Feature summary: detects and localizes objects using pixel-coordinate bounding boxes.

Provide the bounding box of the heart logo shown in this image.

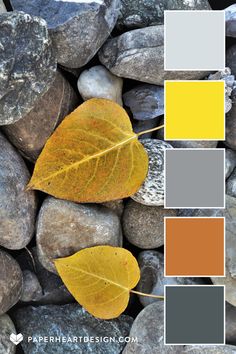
[10,333,23,345]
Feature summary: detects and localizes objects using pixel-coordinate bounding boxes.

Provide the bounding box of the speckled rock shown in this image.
[99,26,206,86]
[0,11,56,125]
[0,314,16,354]
[226,302,236,345]
[0,132,37,249]
[226,5,236,38]
[226,149,236,179]
[11,0,121,68]
[0,0,6,13]
[20,270,43,303]
[117,0,210,30]
[101,200,124,217]
[122,199,176,249]
[226,89,236,150]
[227,169,236,197]
[131,139,172,206]
[3,71,79,162]
[37,197,122,273]
[14,304,133,354]
[123,84,164,120]
[137,250,206,307]
[183,346,236,353]
[123,302,183,354]
[0,250,23,315]
[133,118,160,139]
[77,65,123,105]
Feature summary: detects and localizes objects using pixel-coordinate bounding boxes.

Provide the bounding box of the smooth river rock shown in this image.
[0,314,16,354]
[14,304,133,354]
[0,250,23,315]
[3,71,79,162]
[99,26,207,86]
[11,0,121,68]
[36,197,122,273]
[0,0,6,13]
[0,132,37,249]
[0,11,56,125]
[122,199,176,249]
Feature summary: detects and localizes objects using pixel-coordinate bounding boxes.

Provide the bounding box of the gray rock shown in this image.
[131,139,172,206]
[117,0,210,30]
[77,65,123,105]
[101,199,124,217]
[137,250,206,307]
[20,270,43,302]
[11,0,121,68]
[226,149,236,179]
[123,85,164,120]
[0,0,6,13]
[227,168,236,197]
[0,11,56,125]
[3,71,79,162]
[226,302,236,345]
[226,5,236,38]
[99,26,207,86]
[226,89,236,150]
[0,250,23,315]
[123,302,183,354]
[133,118,160,139]
[37,197,122,273]
[14,304,133,354]
[122,199,177,249]
[183,346,236,353]
[227,45,236,77]
[0,314,16,354]
[0,132,37,249]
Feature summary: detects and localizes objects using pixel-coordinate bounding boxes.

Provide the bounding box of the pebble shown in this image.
[137,250,206,307]
[227,45,236,77]
[131,139,173,206]
[123,302,184,354]
[0,0,6,13]
[226,5,236,38]
[0,250,22,315]
[123,84,164,120]
[183,346,236,354]
[20,270,43,303]
[11,0,121,68]
[226,89,236,150]
[3,71,79,162]
[0,314,16,354]
[77,66,123,105]
[0,11,56,125]
[99,26,207,86]
[226,149,236,179]
[36,197,123,273]
[116,0,211,30]
[226,302,236,345]
[133,118,160,139]
[227,169,236,197]
[122,199,177,249]
[0,132,37,250]
[13,304,133,354]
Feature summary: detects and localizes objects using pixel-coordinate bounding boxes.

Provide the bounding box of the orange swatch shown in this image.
[165,218,224,277]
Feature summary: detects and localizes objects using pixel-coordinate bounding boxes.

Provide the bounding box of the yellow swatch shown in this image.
[165,81,225,140]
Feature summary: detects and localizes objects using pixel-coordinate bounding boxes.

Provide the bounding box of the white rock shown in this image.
[0,1,6,13]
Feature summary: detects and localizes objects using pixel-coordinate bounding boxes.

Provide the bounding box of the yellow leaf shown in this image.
[27,98,149,202]
[54,246,140,319]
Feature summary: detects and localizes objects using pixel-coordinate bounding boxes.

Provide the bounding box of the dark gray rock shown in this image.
[226,5,236,38]
[0,132,37,249]
[131,139,172,206]
[117,0,210,30]
[0,250,23,315]
[20,270,43,303]
[14,304,133,354]
[37,197,123,273]
[3,71,79,162]
[227,168,236,197]
[123,84,164,120]
[226,149,236,179]
[11,0,121,68]
[137,250,206,307]
[227,45,236,77]
[99,26,207,86]
[183,346,236,354]
[226,89,236,150]
[0,11,56,125]
[133,118,160,139]
[0,314,16,354]
[226,302,236,345]
[122,199,177,249]
[123,302,183,354]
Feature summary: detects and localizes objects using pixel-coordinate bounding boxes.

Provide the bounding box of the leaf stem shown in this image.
[130,289,164,299]
[137,124,165,138]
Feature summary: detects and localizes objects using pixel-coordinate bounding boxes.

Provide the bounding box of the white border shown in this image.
[164,10,226,71]
[164,80,226,141]
[164,148,226,209]
[164,216,225,277]
[164,284,226,346]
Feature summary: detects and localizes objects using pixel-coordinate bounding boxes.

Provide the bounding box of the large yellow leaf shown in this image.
[27,98,149,202]
[54,246,140,319]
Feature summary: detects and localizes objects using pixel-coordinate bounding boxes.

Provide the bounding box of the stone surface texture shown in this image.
[20,270,43,303]
[0,0,6,13]
[226,149,236,179]
[226,88,236,149]
[0,314,16,354]
[226,4,236,38]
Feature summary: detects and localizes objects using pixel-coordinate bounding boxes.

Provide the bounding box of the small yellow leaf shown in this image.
[27,98,148,202]
[54,246,140,319]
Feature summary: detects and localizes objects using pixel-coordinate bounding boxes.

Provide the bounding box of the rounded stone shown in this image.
[0,314,16,354]
[226,5,236,38]
[227,45,236,77]
[0,132,37,250]
[131,139,173,206]
[226,302,236,345]
[0,0,6,13]
[122,199,177,249]
[227,169,236,198]
[0,11,56,125]
[77,65,123,105]
[133,118,161,139]
[226,149,236,179]
[20,270,43,303]
[36,197,123,273]
[0,250,23,315]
